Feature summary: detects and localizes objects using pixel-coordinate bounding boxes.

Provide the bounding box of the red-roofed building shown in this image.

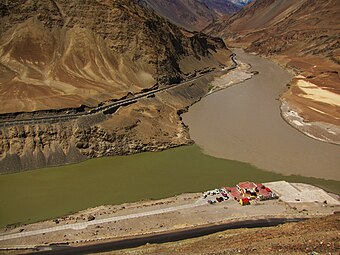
[256,184,273,200]
[255,183,265,189]
[240,197,250,206]
[225,187,242,200]
[224,182,278,205]
[237,181,258,196]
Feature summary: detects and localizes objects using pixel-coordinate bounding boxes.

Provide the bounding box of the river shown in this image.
[1,50,339,228]
[183,49,340,181]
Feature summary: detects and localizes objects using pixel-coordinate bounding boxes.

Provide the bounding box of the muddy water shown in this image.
[183,49,340,181]
[1,50,339,228]
[1,145,339,228]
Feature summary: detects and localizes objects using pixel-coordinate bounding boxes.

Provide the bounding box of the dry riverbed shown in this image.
[0,181,338,253]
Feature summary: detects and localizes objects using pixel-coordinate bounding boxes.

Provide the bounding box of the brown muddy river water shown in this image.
[183,49,340,181]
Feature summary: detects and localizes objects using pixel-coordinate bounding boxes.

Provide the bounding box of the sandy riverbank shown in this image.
[182,49,340,181]
[280,78,340,145]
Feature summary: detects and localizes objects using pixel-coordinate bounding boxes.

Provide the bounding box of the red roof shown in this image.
[238,181,257,190]
[258,188,271,197]
[226,187,242,200]
[255,183,265,189]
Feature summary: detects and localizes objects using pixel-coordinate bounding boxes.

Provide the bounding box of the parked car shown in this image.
[216,197,224,202]
[222,193,229,199]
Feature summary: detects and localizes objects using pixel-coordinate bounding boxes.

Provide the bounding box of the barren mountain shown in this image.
[206,0,340,144]
[136,0,242,31]
[199,0,242,17]
[0,0,233,172]
[0,0,228,114]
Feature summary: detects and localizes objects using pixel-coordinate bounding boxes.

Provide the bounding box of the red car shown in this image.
[222,192,229,198]
[216,197,224,202]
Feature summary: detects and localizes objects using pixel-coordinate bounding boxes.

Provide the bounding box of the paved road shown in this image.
[27,218,307,255]
[0,54,237,128]
[0,201,206,242]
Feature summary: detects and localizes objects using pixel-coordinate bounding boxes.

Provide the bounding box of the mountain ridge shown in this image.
[0,0,229,114]
[136,0,244,31]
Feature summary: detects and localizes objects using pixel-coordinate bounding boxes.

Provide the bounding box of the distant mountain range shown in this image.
[228,0,253,6]
[206,0,339,63]
[136,0,253,31]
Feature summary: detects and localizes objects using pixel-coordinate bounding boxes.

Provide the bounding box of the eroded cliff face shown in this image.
[0,74,216,173]
[0,0,232,172]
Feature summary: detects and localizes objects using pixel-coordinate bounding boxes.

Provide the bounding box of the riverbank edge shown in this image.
[0,181,339,253]
[0,52,250,174]
[244,50,340,146]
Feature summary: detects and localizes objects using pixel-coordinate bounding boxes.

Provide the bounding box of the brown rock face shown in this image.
[0,0,228,114]
[0,73,219,173]
[0,0,234,173]
[206,0,340,58]
[136,0,242,31]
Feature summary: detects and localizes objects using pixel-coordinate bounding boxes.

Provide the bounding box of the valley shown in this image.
[206,0,340,144]
[0,0,339,254]
[183,49,340,181]
[0,0,232,173]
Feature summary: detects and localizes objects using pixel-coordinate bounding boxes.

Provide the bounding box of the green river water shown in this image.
[0,145,339,228]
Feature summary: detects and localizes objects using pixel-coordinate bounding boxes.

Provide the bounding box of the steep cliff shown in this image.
[0,0,228,114]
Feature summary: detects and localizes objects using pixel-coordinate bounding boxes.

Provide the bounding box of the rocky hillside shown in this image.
[0,0,233,173]
[210,0,340,59]
[136,0,242,31]
[199,0,242,17]
[106,214,340,255]
[0,0,228,114]
[206,0,340,144]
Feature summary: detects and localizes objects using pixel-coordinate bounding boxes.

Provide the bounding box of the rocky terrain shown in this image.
[136,0,243,31]
[106,214,340,255]
[0,0,233,172]
[0,0,229,114]
[0,66,231,172]
[206,0,340,144]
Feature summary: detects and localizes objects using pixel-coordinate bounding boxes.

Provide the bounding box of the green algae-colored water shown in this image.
[0,145,339,228]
